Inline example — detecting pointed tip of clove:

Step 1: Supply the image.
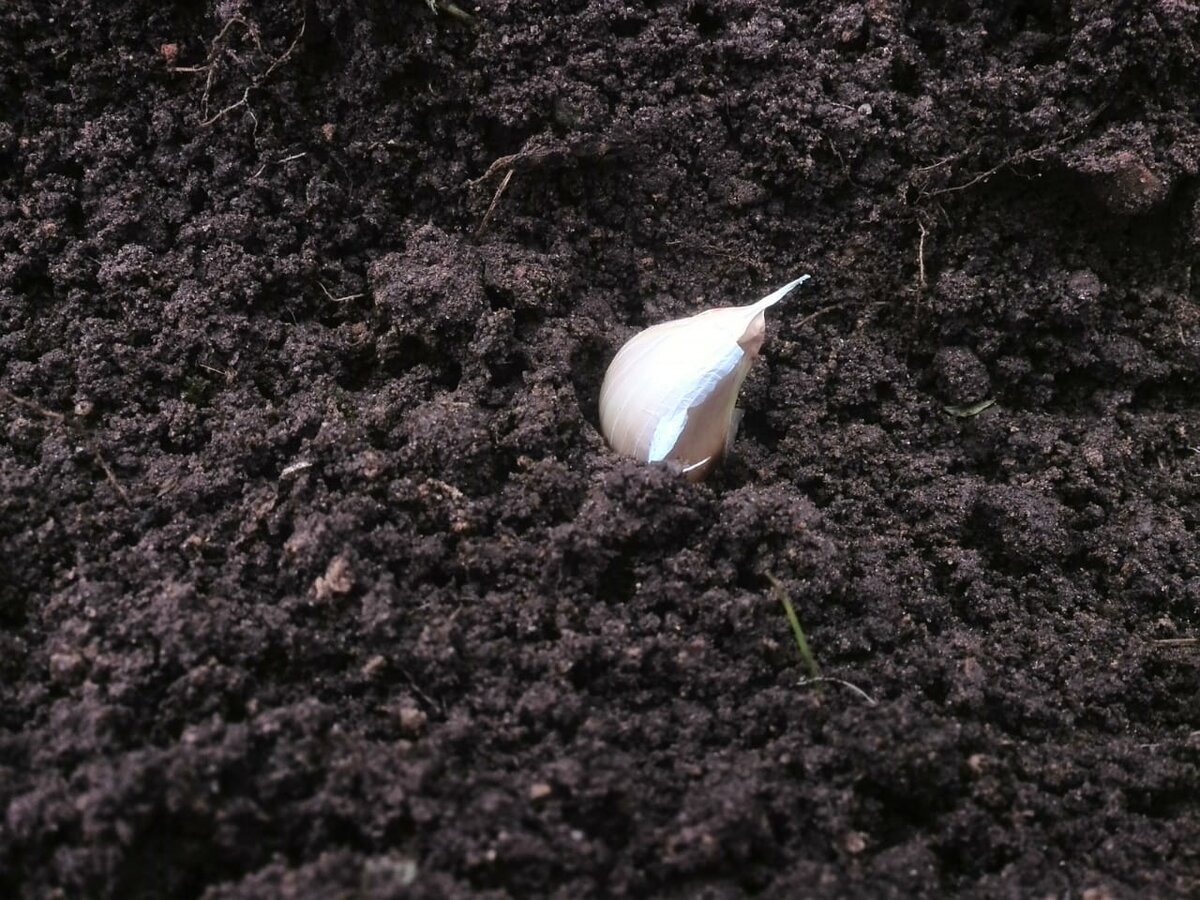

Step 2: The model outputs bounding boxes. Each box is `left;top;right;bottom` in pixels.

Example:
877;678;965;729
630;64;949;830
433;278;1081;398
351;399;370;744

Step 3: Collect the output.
750;274;811;314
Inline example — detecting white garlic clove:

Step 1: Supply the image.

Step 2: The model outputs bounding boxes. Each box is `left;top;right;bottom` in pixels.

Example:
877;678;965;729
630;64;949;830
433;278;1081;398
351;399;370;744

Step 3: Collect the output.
598;275;810;481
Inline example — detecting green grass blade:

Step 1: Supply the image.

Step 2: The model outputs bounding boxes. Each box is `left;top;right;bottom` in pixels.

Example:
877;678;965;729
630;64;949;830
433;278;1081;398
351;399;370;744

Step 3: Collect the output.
766;573;821;681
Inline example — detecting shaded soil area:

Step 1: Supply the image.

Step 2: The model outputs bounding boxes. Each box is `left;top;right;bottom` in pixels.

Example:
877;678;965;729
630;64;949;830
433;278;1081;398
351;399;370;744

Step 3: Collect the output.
2;1;1199;896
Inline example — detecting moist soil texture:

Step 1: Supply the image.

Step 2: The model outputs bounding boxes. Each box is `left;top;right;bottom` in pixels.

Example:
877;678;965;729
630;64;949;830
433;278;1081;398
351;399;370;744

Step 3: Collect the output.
2;1;1200;897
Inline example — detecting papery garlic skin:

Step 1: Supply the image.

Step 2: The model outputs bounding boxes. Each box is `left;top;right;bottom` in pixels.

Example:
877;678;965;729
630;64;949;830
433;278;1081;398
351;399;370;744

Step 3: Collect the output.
599;275;810;481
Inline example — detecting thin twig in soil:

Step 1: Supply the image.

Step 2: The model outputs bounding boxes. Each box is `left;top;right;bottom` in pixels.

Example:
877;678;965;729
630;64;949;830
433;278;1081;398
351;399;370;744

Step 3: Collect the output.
827;136;853;183
907;221;932;347
917;222;928;292
252;151;308;179
198;362;236;383
399;667;445;716
913;152;964;174
470;135;619;186
471;151;525;185
319;282;364;304
475;168;514;237
0;388;66;422
0;388;130;504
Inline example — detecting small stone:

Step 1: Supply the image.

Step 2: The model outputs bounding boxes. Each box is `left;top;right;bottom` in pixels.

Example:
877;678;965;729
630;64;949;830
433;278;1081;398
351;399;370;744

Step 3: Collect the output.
160;43;179;64
529;783;552;801
843;831;867;854
361;655;387;679
1085;150;1169;216
397;704;427;737
313;554;353;601
362;855;418;890
73;399;95;418
280;460;312;478
321;123;337;142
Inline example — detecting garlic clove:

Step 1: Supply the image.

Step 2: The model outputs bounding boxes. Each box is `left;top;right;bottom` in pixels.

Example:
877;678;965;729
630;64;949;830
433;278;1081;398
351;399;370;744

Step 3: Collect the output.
599;275;810;480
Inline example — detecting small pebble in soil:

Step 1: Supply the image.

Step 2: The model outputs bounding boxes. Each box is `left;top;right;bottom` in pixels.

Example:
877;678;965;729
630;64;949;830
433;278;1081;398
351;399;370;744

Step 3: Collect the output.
1079;149;1170;216
396;704;427;737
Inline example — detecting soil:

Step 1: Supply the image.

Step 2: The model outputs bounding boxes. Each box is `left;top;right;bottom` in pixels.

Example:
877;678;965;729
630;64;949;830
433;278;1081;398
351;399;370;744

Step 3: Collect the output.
2;1;1199;897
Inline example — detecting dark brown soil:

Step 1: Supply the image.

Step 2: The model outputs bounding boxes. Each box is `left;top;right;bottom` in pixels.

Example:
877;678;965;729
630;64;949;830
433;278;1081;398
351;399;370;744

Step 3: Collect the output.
3;1;1199;897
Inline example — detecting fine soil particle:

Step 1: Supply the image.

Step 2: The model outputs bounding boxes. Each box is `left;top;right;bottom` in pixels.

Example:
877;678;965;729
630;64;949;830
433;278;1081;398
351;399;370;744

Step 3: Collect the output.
2;1;1199;897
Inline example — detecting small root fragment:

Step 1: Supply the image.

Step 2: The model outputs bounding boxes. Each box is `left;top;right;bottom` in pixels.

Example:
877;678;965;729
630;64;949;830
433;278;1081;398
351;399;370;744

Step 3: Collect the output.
469;134;620;186
797;676;879;706
319;282;364;304
917;221;928;292
475;168;514;237
189;12;306;128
